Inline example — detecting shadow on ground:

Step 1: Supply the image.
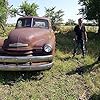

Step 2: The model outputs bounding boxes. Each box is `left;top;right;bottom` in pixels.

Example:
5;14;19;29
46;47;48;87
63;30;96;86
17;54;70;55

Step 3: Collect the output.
89;93;100;100
0;71;44;86
66;60;100;75
56;55;73;61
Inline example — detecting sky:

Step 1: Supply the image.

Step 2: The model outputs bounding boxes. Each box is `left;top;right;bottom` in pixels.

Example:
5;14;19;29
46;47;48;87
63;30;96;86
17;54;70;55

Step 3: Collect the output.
7;0;82;24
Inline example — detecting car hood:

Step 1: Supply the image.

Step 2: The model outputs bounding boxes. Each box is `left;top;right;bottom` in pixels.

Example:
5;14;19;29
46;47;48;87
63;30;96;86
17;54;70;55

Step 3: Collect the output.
3;28;51;49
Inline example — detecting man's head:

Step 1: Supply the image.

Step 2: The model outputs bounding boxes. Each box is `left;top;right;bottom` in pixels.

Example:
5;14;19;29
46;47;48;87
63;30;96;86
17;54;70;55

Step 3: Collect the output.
78;18;83;25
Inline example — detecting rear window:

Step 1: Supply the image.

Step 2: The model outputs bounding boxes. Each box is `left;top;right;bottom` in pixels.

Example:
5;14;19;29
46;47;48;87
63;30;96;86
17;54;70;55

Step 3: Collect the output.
33;18;49;29
16;18;32;28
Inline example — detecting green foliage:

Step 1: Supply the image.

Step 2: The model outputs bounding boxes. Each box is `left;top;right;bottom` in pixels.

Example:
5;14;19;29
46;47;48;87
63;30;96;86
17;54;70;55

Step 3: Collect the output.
79;0;100;20
0;26;14;37
78;0;100;33
45;7;64;31
0;0;8;32
10;1;39;17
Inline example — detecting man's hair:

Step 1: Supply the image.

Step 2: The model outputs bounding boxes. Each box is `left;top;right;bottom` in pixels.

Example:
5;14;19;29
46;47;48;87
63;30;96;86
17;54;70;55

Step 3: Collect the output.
78;18;83;22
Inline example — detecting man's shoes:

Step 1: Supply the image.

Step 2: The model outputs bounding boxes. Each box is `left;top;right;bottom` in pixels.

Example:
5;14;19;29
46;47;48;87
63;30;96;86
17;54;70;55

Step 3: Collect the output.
81;54;85;58
98;56;100;61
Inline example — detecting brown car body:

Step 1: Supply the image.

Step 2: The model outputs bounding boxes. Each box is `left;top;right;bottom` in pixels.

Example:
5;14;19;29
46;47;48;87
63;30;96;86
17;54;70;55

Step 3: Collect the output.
0;16;55;71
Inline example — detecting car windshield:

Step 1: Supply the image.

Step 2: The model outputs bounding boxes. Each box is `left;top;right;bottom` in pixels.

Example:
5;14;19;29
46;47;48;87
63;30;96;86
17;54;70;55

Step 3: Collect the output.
16;18;32;28
33;18;49;29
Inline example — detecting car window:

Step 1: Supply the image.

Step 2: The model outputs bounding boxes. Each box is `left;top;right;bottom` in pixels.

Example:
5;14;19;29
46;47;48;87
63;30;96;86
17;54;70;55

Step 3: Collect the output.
16;18;32;28
33;18;49;29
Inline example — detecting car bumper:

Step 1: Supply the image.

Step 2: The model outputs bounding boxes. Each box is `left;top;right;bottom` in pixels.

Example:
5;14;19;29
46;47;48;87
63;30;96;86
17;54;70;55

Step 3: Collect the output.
0;55;53;71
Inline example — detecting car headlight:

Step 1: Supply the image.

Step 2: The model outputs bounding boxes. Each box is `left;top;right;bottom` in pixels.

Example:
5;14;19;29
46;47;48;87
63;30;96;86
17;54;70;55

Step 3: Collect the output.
44;44;52;53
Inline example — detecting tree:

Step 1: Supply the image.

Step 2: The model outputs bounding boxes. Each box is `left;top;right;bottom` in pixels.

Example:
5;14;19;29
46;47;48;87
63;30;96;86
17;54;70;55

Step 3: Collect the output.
65;19;76;25
44;7;64;31
0;0;8;32
78;0;100;33
10;1;39;17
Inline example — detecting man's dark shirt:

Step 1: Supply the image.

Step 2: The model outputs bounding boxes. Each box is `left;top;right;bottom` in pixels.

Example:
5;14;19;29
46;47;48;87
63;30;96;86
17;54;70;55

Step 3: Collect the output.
74;25;85;40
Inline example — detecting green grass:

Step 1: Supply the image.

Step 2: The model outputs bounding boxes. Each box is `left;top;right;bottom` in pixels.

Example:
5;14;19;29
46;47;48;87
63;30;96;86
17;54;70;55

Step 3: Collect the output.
0;27;100;100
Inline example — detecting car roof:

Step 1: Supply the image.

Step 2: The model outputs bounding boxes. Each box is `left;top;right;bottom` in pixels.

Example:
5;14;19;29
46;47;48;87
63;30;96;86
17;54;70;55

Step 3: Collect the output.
18;16;50;21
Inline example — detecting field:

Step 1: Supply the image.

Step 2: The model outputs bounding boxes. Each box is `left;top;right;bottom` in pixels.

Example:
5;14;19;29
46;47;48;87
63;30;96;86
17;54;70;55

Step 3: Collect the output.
0;26;100;100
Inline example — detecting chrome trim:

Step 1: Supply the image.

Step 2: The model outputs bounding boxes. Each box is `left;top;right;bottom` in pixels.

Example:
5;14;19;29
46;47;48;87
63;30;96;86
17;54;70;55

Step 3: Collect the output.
9;43;28;47
0;62;53;71
0;55;53;63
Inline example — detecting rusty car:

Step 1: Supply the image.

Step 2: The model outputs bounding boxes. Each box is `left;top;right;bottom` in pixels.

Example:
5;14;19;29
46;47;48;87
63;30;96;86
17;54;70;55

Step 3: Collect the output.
0;16;55;71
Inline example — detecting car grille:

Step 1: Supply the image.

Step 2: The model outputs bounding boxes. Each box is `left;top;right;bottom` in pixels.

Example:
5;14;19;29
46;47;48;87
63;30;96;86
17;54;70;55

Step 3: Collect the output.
3;46;51;56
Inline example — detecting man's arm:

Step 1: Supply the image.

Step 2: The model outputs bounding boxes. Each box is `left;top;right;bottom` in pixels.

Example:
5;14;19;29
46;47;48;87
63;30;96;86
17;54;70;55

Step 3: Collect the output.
82;25;88;42
73;26;77;41
84;31;88;42
84;26;88;42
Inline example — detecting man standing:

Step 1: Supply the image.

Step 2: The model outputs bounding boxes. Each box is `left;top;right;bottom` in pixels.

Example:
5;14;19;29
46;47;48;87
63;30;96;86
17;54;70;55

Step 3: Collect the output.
73;18;88;57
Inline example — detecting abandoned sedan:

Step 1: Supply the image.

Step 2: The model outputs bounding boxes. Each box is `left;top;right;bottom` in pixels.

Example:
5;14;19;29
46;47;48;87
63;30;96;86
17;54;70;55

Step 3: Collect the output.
0;16;55;71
